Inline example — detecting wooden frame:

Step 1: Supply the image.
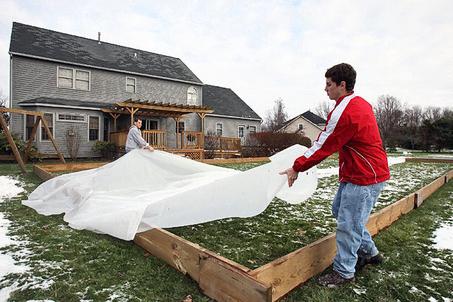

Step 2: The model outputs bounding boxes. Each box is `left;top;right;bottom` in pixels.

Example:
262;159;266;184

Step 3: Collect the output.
32;158;453;302
0;108;65;173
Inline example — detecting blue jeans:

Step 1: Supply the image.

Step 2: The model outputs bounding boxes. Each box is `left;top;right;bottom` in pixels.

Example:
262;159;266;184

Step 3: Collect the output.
332;182;385;279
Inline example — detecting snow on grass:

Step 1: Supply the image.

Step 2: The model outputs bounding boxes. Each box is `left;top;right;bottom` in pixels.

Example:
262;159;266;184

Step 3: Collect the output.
433;223;453;250
0;175;28;301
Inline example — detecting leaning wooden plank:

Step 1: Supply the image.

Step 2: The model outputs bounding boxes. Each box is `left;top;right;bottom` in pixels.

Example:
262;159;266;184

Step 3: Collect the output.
250;233;336;301
135;228;271;302
33;165;54;181
419;176;447;201
0;114;27;173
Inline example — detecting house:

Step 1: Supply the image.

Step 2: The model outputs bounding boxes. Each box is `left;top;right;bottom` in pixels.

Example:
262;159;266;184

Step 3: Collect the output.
8;22;261;158
277;110;326;142
202;84;261;142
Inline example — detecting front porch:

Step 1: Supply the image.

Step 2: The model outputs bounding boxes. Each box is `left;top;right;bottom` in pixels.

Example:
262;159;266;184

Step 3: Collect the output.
103;99;241;159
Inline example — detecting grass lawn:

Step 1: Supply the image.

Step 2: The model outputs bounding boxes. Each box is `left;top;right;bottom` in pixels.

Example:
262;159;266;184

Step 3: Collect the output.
0;158;452;301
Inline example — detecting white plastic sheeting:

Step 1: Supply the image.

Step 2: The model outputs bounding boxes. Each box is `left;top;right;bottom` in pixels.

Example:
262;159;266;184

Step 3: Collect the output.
23;144;317;240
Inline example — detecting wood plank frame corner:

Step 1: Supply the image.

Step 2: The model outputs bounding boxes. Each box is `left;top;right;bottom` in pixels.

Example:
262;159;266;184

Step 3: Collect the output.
32;158;453;302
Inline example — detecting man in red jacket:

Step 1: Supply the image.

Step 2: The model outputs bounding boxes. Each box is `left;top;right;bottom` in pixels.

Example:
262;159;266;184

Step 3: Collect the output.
280;63;390;287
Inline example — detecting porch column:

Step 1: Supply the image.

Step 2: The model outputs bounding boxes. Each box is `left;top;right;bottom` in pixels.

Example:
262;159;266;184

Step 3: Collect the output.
197;113;207;159
172;116;181;149
126;107;139;126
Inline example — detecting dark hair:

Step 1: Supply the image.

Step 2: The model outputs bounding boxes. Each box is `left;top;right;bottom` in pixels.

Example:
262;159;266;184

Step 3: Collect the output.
134;116;142;123
325;63;356;92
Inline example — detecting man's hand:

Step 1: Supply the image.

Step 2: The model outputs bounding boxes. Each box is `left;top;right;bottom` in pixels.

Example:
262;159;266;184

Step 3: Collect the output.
279;168;299;187
147;145;154;152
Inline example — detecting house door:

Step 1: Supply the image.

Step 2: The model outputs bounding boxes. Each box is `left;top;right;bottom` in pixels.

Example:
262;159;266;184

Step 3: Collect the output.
142;119;159;130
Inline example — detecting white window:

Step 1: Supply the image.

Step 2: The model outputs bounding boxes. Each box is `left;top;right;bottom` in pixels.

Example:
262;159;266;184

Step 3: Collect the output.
238;125;245;138
40;113;54;141
187;86;198;105
57;66;90;91
88;116;100;141
298;124;304;131
126;77;136;93
216;123;223;136
249;125;256;134
57;113;86;123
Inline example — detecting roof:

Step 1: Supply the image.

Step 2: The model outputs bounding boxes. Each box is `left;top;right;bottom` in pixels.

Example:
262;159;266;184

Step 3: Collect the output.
18;97;111;109
9;22;202;84
282;110;326;127
301;110;326;125
202;84;261;120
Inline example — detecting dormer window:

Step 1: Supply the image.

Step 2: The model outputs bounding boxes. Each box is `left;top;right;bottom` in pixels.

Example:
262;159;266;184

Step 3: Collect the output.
187;86;197;105
126;77;136;93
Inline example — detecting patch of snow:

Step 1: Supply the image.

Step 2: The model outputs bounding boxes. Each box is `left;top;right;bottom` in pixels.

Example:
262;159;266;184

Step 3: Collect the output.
353;287;367;295
433;223;453;250
0;176;25;200
429;297;438;302
387;156;406;166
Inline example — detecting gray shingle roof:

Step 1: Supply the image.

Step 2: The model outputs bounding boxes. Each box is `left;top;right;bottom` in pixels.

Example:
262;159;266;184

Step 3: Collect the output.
10;22;202;84
202;85;261;120
18;97;110;109
301;110;326;125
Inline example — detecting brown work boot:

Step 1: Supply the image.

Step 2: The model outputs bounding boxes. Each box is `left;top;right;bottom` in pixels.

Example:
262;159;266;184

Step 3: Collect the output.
318;271;355;288
355;253;384;271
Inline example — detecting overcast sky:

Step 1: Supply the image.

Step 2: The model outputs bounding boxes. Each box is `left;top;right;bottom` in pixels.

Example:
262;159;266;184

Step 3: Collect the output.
1;0;452;119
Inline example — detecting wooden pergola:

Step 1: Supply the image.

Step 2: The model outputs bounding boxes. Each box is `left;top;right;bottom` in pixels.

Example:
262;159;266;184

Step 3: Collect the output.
0;107;65;173
101;99;214;157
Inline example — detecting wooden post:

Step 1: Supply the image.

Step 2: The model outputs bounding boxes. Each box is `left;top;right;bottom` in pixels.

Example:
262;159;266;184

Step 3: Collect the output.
23;116;41;163
40;117;66;164
173;116;181;149
0;113;27;173
197;113;206;159
108;113;120;131
126;107;139;126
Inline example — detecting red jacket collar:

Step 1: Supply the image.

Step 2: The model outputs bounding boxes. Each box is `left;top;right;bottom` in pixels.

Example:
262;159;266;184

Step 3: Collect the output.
336;91;354;106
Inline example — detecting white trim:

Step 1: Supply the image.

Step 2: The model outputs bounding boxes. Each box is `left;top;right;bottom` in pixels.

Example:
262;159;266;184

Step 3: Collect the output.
88;115;101;142
206;113;261;122
345;145;378;183
10;52;203;86
187;86;198;105
57;113;87;123
304;94;355;159
39;112;55;142
126;76;137;93
238;125;245;138
9;55;12;109
19;103;102;111
57;66;91;91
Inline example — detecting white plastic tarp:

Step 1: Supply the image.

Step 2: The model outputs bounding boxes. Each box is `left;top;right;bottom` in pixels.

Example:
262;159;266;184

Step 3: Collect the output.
23;144;317;240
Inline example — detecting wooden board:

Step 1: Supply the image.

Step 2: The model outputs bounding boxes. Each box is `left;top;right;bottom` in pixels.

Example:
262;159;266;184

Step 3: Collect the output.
33;165;54;181
250;233;336;301
406;157;453;164
200;157;269;164
35;162;108;173
135;228;271;302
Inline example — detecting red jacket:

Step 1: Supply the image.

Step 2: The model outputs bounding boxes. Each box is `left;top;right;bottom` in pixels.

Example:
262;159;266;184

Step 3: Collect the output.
293;93;390;185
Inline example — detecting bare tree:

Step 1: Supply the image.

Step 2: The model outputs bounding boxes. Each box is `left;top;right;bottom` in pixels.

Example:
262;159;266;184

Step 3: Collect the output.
401;105;422;149
0;90;10;129
423;106;442;121
264;98;288;131
374;95;404;148
315;100;334;120
66;126;81;160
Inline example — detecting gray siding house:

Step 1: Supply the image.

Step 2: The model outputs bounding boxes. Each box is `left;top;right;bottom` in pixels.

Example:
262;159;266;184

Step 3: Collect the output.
8;22;261;157
277;111;326;143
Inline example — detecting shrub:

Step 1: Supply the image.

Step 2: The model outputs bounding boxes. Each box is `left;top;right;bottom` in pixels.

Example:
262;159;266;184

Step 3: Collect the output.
244;132;311;157
92;141;116;159
0;132;38;159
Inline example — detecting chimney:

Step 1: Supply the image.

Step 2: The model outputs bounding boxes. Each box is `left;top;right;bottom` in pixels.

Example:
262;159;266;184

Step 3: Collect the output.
98;32;101;44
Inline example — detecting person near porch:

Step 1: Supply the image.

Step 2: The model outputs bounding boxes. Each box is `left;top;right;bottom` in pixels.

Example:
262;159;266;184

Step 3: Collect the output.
280;63;390;287
125;117;154;153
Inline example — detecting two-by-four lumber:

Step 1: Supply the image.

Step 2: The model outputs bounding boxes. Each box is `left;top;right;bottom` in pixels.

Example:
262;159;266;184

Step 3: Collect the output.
35;162;108;173
0;113;27;173
134;228;272;302
414;175;448;208
33;165;54;181
200;157;270;165
40;117;65;164
406;157;453;164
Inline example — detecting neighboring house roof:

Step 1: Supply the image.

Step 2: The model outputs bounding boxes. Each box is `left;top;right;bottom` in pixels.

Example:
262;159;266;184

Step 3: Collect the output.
202;84;261;121
278;110;326;132
18;97;111;110
9;22;202;84
301;110;326;125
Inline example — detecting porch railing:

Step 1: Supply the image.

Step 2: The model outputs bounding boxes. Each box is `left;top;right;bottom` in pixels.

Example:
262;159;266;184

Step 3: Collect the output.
142;130;166;149
177;131;203;149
